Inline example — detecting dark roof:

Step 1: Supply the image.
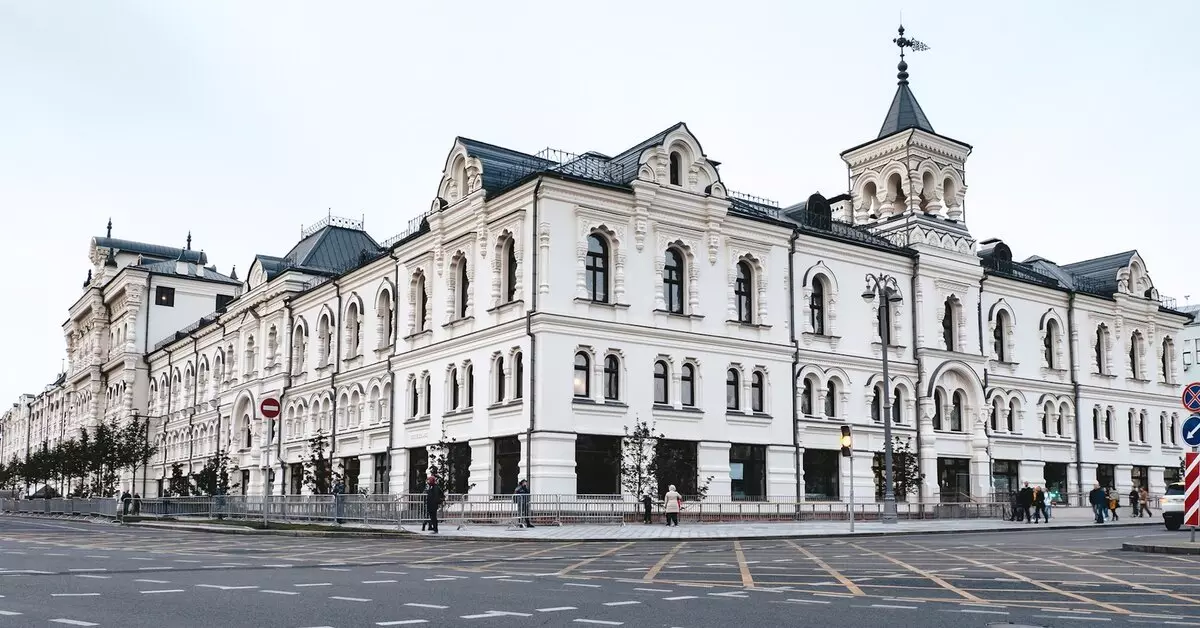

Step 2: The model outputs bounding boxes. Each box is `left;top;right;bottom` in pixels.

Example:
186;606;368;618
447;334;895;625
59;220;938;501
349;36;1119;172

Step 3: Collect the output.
457;138;557;194
278;225;383;276
254;255;289;281
136;259;241;285
781;196;907;253
93;237;207;265
878;82;935;139
1060;251;1136;283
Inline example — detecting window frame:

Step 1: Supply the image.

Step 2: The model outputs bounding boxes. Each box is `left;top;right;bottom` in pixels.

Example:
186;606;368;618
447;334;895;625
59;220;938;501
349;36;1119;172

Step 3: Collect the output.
155;286;176;307
734;261;753;324
680;363;696;407
725;368;741;411
585;234;609;303
573;352;590;398
653;360;670;405
663;247;685;314
750;371;765;413
603;354;620;401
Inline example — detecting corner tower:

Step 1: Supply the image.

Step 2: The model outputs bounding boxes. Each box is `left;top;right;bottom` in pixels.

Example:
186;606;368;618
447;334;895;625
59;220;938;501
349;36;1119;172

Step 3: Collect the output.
840;26;974;254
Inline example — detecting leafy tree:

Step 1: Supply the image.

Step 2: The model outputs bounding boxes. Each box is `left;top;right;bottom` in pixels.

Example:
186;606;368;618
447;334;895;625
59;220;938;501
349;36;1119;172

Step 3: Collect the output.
164;463;191;497
302;431;340;495
619;419;711;499
620;418;657;497
873;436;924;500
191;452;239;496
424;427;474;495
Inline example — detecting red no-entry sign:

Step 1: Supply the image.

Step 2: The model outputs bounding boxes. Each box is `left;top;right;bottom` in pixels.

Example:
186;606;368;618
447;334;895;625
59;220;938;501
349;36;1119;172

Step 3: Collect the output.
260;397;281;419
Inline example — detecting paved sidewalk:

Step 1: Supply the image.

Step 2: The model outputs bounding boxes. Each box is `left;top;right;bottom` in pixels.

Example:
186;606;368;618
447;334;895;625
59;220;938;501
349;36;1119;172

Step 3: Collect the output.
115;506;1166;541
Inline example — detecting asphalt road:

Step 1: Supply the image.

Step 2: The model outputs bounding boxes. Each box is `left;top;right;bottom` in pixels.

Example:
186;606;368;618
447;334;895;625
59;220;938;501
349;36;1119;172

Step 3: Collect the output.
0;516;1197;627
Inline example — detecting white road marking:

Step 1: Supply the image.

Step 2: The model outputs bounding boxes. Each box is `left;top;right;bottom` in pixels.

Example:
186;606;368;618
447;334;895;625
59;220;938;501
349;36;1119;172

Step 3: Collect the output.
536;607;577;612
1032;616;1110;623
294;583;332;587
196;584;258;590
134;577;170;583
0;611;22;616
261;589;299;595
405;603;448;609
574;620;623;626
139;566;171;571
376;570;407;575
498;578;533;583
782;598;830;605
362;579;397;584
320;567;351;572
330;596;372;602
74;574;110;579
128;557;154;561
174;559;201;563
947;610;1009;615
663;595;698;601
460;611;532;619
50;620;98;626
140;589;185;594
84;555;109;559
564;582;601;588
424;577;456;582
376;621;429;626
603;600;640;606
862;604;918;610
50;593;100;597
67;568;106;572
480;576;511;579
634;587;671;593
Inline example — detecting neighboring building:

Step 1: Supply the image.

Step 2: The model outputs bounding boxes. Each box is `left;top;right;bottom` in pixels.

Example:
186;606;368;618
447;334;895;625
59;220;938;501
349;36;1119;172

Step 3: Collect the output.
6;42;1191;503
0;225;240;469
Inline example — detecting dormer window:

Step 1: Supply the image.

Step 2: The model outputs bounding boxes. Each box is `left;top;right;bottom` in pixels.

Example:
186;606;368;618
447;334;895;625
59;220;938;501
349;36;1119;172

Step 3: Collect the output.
669;151;682;186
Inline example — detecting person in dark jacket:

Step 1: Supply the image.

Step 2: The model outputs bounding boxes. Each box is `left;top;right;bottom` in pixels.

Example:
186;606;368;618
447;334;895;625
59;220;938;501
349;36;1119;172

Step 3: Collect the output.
641;490;653;524
1031;485;1048;523
513;479;533;528
1017;482;1034;523
1088;483;1108;523
1129;487;1141;517
424;476;443;533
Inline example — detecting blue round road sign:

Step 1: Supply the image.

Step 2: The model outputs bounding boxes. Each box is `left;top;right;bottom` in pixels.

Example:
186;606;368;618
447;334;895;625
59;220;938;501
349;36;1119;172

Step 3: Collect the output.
1183;383;1200;413
1183;414;1200;448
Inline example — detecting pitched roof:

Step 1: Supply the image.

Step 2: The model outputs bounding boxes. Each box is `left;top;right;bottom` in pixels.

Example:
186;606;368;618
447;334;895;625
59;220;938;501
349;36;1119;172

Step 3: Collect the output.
134;259;241;285
878;83;935;139
279;225;382;276
93;236;207;265
457;137;556;194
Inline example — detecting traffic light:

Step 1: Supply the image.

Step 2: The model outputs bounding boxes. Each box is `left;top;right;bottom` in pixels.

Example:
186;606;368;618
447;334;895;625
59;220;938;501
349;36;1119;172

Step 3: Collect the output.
840;425;853;457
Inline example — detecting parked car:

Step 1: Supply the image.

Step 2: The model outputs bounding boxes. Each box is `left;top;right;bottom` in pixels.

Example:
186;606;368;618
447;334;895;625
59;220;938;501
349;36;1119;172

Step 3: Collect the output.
1161;482;1186;531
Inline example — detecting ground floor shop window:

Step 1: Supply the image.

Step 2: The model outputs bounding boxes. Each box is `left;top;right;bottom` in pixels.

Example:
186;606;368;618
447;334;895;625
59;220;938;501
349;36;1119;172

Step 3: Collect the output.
991;459;1019;502
575;434;620;496
373;453;390;494
803;449;839;501
730;444;766;501
1097;463;1115;490
937;457;970;502
1044;462;1068;503
240;470;251;495
408;447;429;494
493;436;520;495
289;463;303;495
1131;464;1148;490
444;442;472;495
655;439;699;497
343;457;360;494
1165;466;1182;485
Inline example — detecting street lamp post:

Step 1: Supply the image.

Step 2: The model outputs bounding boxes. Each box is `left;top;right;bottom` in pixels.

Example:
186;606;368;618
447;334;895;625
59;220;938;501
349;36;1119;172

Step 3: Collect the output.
862;273;903;524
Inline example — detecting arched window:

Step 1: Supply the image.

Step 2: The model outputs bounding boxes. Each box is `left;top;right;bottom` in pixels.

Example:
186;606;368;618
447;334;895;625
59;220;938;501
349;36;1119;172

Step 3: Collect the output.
1093;407;1102;441
449;366;460;410
1129;332;1142;379
494;356;505;403
243;416;252;448
663;248;685;314
1104;408;1114;441
951;391;965;432
726;368;740;411
871;384;884;423
942;299;957;351
513;352;524;400
892;387;903;424
1007;400;1017;432
1127;409;1135;442
1161;337;1173;383
810;278;827;335
456;258;470;319
464;363;474;407
377;290;394;348
292;324;307;374
585;234;609;303
681;363;696;407
503;238;518;304
653;360;670;405
1137;410;1145;443
1160;413;1167;445
573;352;590;397
345;302;360;357
1042;402;1053;435
1044;318;1060;368
751;371;765;413
801;377;815;416
603;354;620;401
989;398;1000;431
1170;414;1178;445
415;274;429;332
669;151;682;186
735;261;753;324
933;390;945;430
877;304;892;345
423;375;432;415
1095;324;1107;373
993;310;1010;362
824;381;837;418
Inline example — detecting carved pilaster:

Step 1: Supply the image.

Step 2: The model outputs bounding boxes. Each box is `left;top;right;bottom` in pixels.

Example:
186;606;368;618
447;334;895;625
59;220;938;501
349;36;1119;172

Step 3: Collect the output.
633;201;648;251
537;223;550;296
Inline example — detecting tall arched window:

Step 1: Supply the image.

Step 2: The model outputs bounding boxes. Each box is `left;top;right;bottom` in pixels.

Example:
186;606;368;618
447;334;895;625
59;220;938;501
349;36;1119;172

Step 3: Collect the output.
345;302;360;357
573;352;590;397
449;366;460;410
653;360;670;405
513;352;524;400
989;398;1000;431
993;310;1010;362
503;238;518;304
1095;324;1107;373
892;387;903;424
585;234;609;303
877;305;892;345
1104;408;1114;441
669;151;682;186
464;363;474;407
751;371;765;413
726;368;740;411
377;290;394;348
494;356;505;403
1129;332;1142;379
943;299;957;351
603;354;620;401
810;278;827;335
1044;318;1060;368
1093;407;1102;440
1127;410;1135;442
1161;337;1173;383
871;384;884;423
735;261;753;324
456;258;470;319
951;391;965;431
415;274;429;332
1137;410;1146;443
824;381;837;418
1007;400;1017;432
681;363;696;407
933;390;945;430
1042;402;1052;435
801;377;815;416
409;379;419;417
663;248;685;314
423;375;432;415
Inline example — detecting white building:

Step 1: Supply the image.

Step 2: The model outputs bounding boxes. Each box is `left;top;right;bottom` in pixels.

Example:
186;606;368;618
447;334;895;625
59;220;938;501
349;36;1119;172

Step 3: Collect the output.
6;47;1191;503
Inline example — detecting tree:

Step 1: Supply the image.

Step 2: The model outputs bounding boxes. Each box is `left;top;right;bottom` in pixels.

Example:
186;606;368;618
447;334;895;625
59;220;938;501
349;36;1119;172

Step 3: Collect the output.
619;418;712;499
302;431;340;495
118;418;158;489
191;452;239;497
873;436;924;500
620;418;657;497
426;426;474;495
164;463;191;497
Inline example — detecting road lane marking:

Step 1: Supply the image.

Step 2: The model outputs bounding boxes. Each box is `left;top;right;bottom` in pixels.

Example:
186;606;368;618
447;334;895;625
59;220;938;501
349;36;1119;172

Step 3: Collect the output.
865;604;918;610
49;620;97;626
564;582;601;588
785;540;863;597
140;589;185;594
537;607;577;612
50;594;100;597
663;595;697;600
634;587;672;593
260;589;299;595
1033;615;1111;622
574;621;623;626
376;621;428;626
558;542;635;577
603;600;640;606
74;574;110;579
851;541;986;603
362;579;397;584
196;585;258;590
0;611;21;616
67;568;106;572
405;603;448;609
733;541;755;589
294;583;333;587
330;596;372;602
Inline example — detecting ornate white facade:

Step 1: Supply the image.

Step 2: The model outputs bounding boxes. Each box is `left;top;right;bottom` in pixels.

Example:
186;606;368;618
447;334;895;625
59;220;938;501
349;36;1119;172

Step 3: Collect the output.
4;52;1190;503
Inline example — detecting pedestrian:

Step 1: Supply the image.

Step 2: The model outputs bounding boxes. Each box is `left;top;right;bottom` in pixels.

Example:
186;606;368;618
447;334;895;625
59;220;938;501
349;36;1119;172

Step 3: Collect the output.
640;490;653;524
331;478;346;524
663;484;682;527
420;482;430;531
513;479;533;528
1139;486;1153;518
425;475;443;533
121;490;132;517
1088;483;1107;523
1107;487;1120;521
1031;485;1048;523
132;493;141;516
1017;482;1034;524
1008;490;1023;522
1129;487;1141;518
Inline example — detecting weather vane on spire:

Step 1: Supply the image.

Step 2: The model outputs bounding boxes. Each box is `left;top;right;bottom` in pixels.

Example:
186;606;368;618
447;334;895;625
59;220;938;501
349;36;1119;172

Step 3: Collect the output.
892;25;930;85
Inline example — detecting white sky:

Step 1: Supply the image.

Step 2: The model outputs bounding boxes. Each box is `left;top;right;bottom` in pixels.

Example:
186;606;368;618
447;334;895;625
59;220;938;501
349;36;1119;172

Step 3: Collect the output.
1;0;1195;404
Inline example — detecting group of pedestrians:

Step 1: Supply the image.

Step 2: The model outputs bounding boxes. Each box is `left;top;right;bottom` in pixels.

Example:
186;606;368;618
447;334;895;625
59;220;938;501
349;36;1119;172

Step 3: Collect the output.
1008;481;1052;523
640;484;684;526
1087;484;1153;523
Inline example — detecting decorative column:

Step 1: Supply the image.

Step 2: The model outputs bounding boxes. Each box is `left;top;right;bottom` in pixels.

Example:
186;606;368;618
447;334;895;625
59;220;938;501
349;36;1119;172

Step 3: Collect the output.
970;411;991;500
357;453;375;494
467;438;492;495
918;398;939;503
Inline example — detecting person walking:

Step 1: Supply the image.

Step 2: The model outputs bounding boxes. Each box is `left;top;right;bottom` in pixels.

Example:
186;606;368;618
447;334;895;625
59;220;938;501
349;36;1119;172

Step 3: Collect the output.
1129;487;1141;518
513;479;533;528
424;475;443;533
1139;486;1153;518
1031;485;1048;523
640;490;653;524
331;478;346;524
1017;482;1034;524
663;485;682;527
420;482;430;531
1089;483;1107;523
1008;490;1023;522
1106;487;1120;521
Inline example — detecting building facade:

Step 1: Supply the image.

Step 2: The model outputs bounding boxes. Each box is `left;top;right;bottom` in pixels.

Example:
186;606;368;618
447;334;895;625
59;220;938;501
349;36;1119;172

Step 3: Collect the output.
4;52;1191;502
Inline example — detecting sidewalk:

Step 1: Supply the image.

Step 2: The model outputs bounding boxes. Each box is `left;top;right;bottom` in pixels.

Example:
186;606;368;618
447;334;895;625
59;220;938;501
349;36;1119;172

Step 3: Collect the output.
125;507;1166;542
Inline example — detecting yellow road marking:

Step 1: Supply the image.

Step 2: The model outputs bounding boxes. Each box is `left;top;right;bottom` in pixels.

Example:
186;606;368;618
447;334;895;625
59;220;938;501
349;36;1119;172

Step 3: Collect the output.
557;541;635;576
848;542;983;602
644;542;685;581
896;541;1128;614
733;541;755;588
477;541;583;570
786;540;863;597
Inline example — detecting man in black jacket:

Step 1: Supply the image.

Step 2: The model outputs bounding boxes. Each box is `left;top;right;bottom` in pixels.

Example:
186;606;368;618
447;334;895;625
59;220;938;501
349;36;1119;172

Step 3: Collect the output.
1088;483;1108;524
1017;482;1034;524
424;476;443;533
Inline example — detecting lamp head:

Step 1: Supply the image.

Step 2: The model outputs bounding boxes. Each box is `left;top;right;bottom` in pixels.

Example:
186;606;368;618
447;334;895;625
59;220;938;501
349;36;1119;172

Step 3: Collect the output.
861;289;876;302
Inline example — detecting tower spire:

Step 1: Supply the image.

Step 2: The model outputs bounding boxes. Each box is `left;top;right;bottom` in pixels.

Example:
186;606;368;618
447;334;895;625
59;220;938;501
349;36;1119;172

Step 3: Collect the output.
106;218;112;238
186;231;192;251
892;24;930;85
878;25;935;138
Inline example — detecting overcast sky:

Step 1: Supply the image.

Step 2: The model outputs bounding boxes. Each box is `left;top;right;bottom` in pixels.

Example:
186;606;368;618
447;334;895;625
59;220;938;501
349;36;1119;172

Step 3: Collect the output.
1;1;1194;404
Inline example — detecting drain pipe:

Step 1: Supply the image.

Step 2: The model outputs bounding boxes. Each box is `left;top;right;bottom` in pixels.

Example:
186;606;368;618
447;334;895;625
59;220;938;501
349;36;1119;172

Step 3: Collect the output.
1067;291;1084;501
788;229;801;505
385;252;402;494
524;179;543;490
909;254;925;502
329;283;343;491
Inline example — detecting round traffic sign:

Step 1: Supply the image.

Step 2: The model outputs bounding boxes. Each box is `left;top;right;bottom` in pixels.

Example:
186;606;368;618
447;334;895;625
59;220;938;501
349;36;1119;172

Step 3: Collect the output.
1183;383;1200;413
259;397;281;419
1183;414;1200;448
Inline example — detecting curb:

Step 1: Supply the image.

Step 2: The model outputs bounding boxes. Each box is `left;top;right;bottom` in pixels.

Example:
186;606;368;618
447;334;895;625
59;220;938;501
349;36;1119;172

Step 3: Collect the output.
1121;541;1200;555
114;518;1161;543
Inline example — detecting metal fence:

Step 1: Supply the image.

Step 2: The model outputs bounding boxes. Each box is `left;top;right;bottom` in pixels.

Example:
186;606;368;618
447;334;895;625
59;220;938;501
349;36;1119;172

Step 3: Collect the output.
2;494;1006;530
